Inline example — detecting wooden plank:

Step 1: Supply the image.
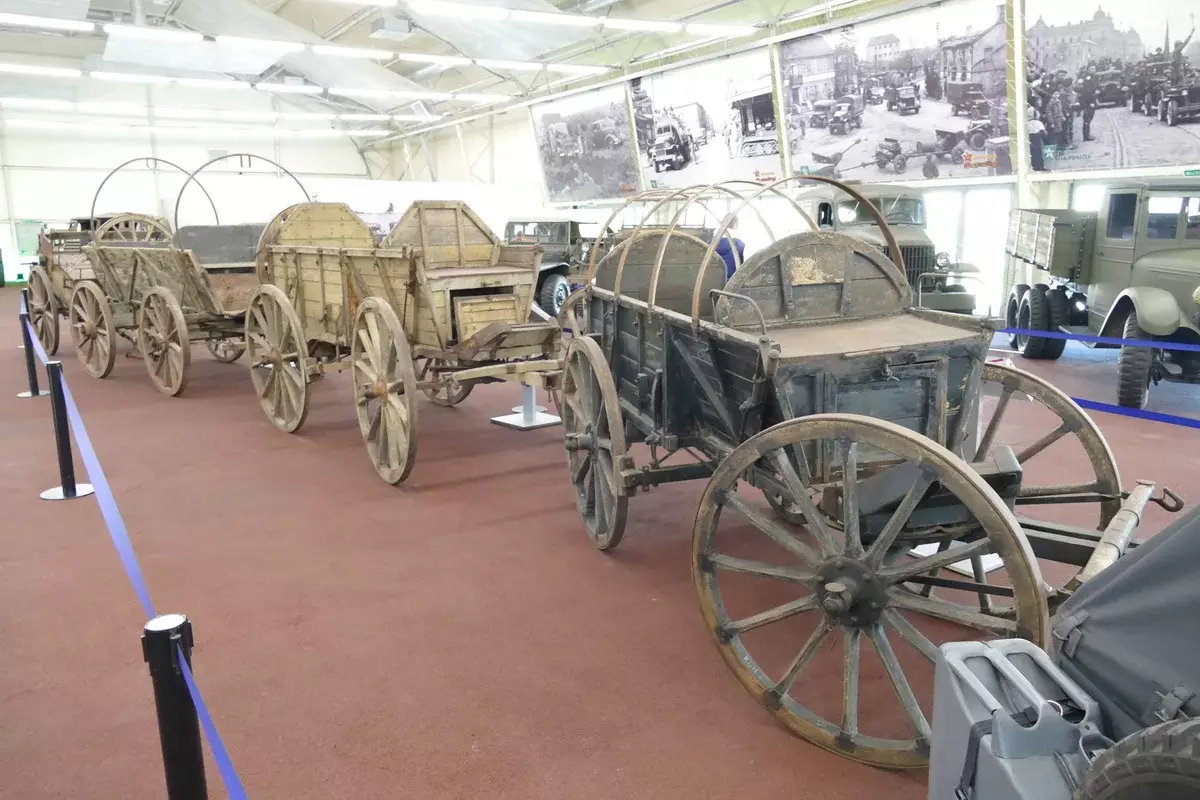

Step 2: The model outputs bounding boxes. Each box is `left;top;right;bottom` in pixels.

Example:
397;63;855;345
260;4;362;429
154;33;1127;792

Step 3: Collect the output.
422;244;495;267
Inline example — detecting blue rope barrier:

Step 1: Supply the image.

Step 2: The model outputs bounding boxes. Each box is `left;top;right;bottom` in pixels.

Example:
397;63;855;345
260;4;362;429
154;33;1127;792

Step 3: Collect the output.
19;306;248;799
1069;397;1200;431
998;327;1200;354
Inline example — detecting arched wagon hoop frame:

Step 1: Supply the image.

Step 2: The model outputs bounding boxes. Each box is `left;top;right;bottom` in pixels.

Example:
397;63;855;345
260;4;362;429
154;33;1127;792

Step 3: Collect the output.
89;157;220;234
682;175;910;326
171;153;310;234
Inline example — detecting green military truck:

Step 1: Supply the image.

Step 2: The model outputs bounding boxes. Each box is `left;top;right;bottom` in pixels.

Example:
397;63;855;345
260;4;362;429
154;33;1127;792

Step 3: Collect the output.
1004;181;1200;408
503;215;603;317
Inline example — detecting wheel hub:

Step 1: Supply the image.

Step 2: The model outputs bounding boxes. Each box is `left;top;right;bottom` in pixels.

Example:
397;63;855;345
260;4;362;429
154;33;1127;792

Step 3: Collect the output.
814;558;887;627
373;378;389;399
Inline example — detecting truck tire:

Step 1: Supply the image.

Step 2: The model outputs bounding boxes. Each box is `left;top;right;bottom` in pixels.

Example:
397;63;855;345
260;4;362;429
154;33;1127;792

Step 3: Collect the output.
1015;285;1055;359
1167;99;1179;127
1040;288;1069;359
1006;284;1031;348
1117;310;1154;410
538;273;570;318
1077;718;1200;800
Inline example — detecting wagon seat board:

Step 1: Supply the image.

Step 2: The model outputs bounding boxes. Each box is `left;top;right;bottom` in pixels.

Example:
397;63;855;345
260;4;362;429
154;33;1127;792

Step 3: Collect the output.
381;201;556;363
173;224;266;316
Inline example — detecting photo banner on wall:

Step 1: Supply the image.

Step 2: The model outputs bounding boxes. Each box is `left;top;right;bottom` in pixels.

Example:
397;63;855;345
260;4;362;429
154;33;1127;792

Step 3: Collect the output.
1024;2;1199;173
529;85;641;203
628;49;784;188
780;0;1013;182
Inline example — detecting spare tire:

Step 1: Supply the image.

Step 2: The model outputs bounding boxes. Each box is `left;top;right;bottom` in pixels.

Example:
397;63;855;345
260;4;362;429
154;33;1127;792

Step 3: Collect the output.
1078;718;1200;800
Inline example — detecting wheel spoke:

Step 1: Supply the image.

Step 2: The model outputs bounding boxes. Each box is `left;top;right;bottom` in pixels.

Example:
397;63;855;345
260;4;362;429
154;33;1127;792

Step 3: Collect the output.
867;624;931;742
880;537;991;583
882;608;939;662
706;553;815;584
772;620;833;698
887;587;1018;635
769;450;838;557
259;368;277;400
864;474;934;570
721;491;821;567
354;358;378;384
842;628;861;739
571;450;592;487
723;595;819;637
841;441;862;557
975;387;1013;459
1014;423;1070;464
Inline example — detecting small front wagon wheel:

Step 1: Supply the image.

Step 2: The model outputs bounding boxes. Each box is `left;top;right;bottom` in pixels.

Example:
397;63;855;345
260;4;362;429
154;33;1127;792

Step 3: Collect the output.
351;297;418;485
245;285;310;433
691;414;1049;769
27;266;60;355
206;338;245;363
138;287;191;397
562;336;628;550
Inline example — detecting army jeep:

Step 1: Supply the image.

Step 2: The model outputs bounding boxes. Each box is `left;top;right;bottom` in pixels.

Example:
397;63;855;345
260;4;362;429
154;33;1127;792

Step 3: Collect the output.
1004;181;1200;408
795;183;980;314
504;216;603;317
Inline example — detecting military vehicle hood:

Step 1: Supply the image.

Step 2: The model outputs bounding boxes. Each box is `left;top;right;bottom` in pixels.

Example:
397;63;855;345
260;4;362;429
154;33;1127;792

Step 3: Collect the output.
840;223;931;248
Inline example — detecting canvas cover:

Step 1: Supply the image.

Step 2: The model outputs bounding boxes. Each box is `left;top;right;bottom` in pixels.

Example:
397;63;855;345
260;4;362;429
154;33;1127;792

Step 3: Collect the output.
1051;506;1200;741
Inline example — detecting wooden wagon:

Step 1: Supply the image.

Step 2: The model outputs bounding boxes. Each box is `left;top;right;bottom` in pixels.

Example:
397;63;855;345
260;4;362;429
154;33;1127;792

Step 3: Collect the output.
245;200;561;485
558;177;1182;769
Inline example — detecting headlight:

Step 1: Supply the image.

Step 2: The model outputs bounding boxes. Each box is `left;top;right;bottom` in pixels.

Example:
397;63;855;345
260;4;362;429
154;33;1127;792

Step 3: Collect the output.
1192;285;1200;308
935;251;951;269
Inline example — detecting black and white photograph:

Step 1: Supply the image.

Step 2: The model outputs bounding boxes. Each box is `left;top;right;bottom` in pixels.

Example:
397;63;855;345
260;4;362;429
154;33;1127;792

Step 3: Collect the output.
530;86;641;202
781;0;1013;182
1025;1;1200;172
628;50;783;189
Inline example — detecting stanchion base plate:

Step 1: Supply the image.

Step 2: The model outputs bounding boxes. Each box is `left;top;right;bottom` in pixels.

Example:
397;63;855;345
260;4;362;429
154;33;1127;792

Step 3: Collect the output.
17;389;50;398
511;404;549;415
40;484;96;501
491;410;561;431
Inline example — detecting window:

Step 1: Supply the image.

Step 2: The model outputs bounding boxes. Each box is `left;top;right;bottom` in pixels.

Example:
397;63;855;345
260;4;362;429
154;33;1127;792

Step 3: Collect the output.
1187;198;1200;240
817;202;833;228
1105;193;1138;240
1145;196;1183;240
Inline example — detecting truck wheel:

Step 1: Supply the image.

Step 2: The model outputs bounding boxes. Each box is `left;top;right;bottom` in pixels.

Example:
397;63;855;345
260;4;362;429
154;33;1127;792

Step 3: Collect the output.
1144;93;1155;116
1015;285;1054;359
1167;99;1179;127
1159;101;1168;122
1077;718;1200;800
1117;310;1154;410
1006;284;1030;348
538;273;570;318
968;131;986;150
1041;289;1069;360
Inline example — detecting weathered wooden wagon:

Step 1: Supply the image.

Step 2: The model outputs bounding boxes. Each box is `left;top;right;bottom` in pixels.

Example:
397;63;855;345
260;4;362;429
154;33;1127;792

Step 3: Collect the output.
245;200;561;485
558;177;1182;769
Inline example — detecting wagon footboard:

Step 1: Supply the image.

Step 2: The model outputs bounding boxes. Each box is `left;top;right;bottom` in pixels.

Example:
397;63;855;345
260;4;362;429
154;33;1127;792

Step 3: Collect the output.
455;321;560;362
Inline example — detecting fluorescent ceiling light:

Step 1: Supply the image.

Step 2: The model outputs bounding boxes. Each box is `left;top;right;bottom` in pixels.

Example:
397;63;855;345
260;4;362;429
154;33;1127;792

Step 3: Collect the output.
76;101;147;115
312;44;393;59
684;23;758;37
345;130;390;137
90;71;173;84
103;23;204;44
392;114;441;121
279;111;338;120
329;87;392;98
329;0;397;5
174;78;252;90
393;89;454;101
339;113;391;121
215;35;306;53
331;87;454;101
157;108;276;121
508;9;599;27
602;18;683;33
543;63;610;75
406;0;510;21
255;82;324;94
0;63;82;78
0;13;96;33
393;53;471;66
474;58;543;72
452;93;512;104
0;97;74;110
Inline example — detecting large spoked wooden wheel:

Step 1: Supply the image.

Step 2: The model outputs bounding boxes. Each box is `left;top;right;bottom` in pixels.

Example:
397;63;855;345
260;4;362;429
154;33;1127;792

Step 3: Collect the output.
414;357;473;407
206;338;245;363
351;297;419;485
68;281;116;379
692;414;1049;769
94;213;172;244
562;336;628;550
245;285;310;433
138;288;191;397
27;265;60;355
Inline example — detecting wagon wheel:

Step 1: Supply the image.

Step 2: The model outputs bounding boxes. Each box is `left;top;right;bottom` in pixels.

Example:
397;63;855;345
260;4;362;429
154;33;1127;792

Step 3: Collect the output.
94;213;172;244
245;284;310;433
138;288;192;397
692;414;1048;769
68;281;117;379
351;298;419;485
27;265;60;355
206;338;245;363
562;336;628;550
414;357;473;407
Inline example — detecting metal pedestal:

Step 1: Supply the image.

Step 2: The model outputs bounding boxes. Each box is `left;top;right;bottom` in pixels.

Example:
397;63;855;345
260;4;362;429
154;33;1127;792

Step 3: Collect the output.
492;384;560;431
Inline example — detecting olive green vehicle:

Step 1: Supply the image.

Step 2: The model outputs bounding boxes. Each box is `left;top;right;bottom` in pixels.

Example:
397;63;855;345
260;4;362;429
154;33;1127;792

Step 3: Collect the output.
504;215;604;317
796;183;981;314
1005;181;1200;409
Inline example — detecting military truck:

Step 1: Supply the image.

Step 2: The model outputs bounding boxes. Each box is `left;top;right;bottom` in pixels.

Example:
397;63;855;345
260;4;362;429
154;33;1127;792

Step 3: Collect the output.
1004;181;1200;408
794;183;980;314
946;81;990;119
504;215;605;317
651;119;694;172
1161;80;1200;126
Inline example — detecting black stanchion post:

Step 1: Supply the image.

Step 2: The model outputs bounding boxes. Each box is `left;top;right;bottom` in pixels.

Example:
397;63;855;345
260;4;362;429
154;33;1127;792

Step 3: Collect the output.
39;361;94;501
18;311;49;398
142;615;209;800
19;287;29;348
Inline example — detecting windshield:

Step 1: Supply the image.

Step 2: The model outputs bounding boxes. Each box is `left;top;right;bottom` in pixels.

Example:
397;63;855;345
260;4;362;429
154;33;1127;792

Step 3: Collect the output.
838;197;925;226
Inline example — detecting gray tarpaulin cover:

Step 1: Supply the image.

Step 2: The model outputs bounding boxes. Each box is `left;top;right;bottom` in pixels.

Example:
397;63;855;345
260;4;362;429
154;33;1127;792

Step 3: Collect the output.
1051;506;1200;741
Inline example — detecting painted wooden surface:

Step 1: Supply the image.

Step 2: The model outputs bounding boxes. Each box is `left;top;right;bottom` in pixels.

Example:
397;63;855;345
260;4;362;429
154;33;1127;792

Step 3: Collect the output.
176;224;267;267
592;233;725;319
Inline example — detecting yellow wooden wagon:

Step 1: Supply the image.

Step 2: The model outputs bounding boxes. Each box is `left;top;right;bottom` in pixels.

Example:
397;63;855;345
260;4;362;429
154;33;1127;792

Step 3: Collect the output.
245;200;562;485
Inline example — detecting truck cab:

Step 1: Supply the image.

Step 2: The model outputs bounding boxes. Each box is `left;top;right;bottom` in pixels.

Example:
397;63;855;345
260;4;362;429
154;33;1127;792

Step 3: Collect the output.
1005;181;1200;408
504;216;604;317
652;120;693;173
796;184;979;313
